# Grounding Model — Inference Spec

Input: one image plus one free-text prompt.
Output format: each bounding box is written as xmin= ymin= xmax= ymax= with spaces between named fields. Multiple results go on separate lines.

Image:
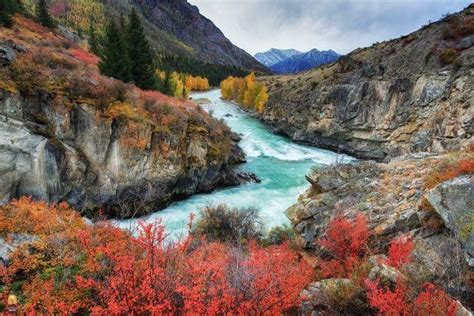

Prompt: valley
xmin=0 ymin=0 xmax=473 ymax=314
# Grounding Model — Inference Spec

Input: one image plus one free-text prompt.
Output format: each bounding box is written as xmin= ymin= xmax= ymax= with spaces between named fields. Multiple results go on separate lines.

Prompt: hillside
xmin=270 ymin=48 xmax=340 ymax=74
xmin=254 ymin=48 xmax=302 ymax=67
xmin=0 ymin=16 xmax=253 ymax=218
xmin=258 ymin=5 xmax=474 ymax=160
xmin=21 ymin=0 xmax=267 ymax=73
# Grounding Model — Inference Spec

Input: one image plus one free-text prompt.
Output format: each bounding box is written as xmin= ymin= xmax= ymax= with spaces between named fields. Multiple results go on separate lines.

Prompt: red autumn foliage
xmin=424 ymin=158 xmax=474 ymax=189
xmin=365 ymin=279 xmax=459 ymax=316
xmin=71 ymin=48 xmax=99 ymax=65
xmin=317 ymin=213 xmax=369 ymax=278
xmin=75 ymin=222 xmax=312 ymax=314
xmin=0 ymin=198 xmax=312 ymax=314
xmin=414 ymin=283 xmax=459 ymax=316
xmin=386 ymin=235 xmax=414 ymax=268
xmin=365 ymin=278 xmax=412 ymax=315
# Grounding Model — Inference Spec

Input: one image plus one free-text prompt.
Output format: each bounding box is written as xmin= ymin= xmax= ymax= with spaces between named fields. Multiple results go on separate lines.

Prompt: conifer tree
xmin=127 ymin=9 xmax=156 ymax=90
xmin=99 ymin=20 xmax=132 ymax=82
xmin=0 ymin=0 xmax=23 ymax=27
xmin=162 ymin=71 xmax=172 ymax=96
xmin=88 ymin=23 xmax=100 ymax=55
xmin=36 ymin=0 xmax=55 ymax=28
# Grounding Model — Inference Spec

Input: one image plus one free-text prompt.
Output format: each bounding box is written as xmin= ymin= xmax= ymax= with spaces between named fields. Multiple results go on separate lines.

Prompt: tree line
xmin=1 ymin=0 xmax=54 ymax=28
xmin=221 ymin=73 xmax=268 ymax=113
xmin=156 ymin=53 xmax=249 ymax=87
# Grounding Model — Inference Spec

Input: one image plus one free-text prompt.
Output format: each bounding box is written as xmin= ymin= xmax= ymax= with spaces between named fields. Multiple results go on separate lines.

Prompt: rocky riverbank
xmin=287 ymin=151 xmax=473 ymax=311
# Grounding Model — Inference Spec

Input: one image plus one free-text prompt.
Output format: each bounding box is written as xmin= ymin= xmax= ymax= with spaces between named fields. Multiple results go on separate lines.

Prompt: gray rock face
xmin=0 ymin=43 xmax=16 ymax=66
xmin=428 ymin=176 xmax=474 ymax=266
xmin=0 ymin=91 xmax=249 ymax=218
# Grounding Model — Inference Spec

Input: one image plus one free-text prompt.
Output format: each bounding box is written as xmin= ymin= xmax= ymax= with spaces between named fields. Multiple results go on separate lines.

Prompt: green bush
xmin=193 ymin=204 xmax=262 ymax=243
xmin=262 ymin=224 xmax=295 ymax=246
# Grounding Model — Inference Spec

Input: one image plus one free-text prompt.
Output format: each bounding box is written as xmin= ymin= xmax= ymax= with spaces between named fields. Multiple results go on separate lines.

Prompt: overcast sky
xmin=188 ymin=0 xmax=472 ymax=55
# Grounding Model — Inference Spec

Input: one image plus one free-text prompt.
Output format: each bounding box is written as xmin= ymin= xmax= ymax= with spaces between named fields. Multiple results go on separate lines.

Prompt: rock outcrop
xmin=428 ymin=175 xmax=474 ymax=266
xmin=0 ymin=90 xmax=252 ymax=219
xmin=0 ymin=21 xmax=254 ymax=219
xmin=288 ymin=152 xmax=473 ymax=307
xmin=258 ymin=5 xmax=474 ymax=161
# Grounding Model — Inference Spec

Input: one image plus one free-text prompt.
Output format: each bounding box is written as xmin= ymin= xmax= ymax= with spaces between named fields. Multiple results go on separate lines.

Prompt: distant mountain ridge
xmin=254 ymin=48 xmax=302 ymax=67
xmin=271 ymin=49 xmax=340 ymax=74
xmin=254 ymin=48 xmax=340 ymax=74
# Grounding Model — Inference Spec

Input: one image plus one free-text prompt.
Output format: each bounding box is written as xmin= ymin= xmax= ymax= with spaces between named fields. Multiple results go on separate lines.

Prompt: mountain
xmin=254 ymin=48 xmax=302 ymax=67
xmin=22 ymin=0 xmax=268 ymax=73
xmin=270 ymin=49 xmax=341 ymax=74
xmin=256 ymin=5 xmax=473 ymax=161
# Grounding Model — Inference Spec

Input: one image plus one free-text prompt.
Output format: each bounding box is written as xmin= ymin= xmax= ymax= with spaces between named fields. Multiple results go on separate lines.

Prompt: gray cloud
xmin=188 ymin=0 xmax=472 ymax=55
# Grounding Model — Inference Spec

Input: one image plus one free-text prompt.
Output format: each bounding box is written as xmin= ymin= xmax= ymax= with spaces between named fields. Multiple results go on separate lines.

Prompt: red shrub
xmin=424 ymin=158 xmax=474 ymax=189
xmin=71 ymin=48 xmax=99 ymax=65
xmin=317 ymin=213 xmax=369 ymax=278
xmin=414 ymin=283 xmax=458 ymax=316
xmin=365 ymin=279 xmax=458 ymax=316
xmin=318 ymin=213 xmax=369 ymax=260
xmin=365 ymin=278 xmax=412 ymax=315
xmin=386 ymin=235 xmax=414 ymax=268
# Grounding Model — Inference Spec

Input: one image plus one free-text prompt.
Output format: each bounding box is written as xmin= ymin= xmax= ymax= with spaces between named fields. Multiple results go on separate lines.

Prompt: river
xmin=115 ymin=89 xmax=354 ymax=237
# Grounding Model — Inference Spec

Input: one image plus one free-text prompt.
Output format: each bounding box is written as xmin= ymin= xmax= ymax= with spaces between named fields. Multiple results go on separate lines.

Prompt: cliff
xmin=0 ymin=17 xmax=251 ymax=218
xmin=258 ymin=5 xmax=473 ymax=161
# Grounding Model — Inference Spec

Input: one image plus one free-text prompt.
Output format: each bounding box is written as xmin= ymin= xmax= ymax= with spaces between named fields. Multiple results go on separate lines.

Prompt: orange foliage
xmin=424 ymin=158 xmax=474 ymax=189
xmin=185 ymin=74 xmax=210 ymax=91
xmin=0 ymin=197 xmax=85 ymax=237
xmin=220 ymin=73 xmax=268 ymax=113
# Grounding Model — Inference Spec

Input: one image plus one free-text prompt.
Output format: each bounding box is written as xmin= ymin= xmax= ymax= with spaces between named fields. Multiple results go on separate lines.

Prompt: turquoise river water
xmin=115 ymin=89 xmax=354 ymax=238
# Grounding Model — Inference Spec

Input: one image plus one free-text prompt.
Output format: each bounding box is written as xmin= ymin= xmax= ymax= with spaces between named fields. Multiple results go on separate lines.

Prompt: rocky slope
xmin=288 ymin=151 xmax=474 ymax=311
xmin=22 ymin=0 xmax=267 ymax=72
xmin=0 ymin=17 xmax=253 ymax=219
xmin=258 ymin=5 xmax=473 ymax=161
xmin=129 ymin=0 xmax=267 ymax=72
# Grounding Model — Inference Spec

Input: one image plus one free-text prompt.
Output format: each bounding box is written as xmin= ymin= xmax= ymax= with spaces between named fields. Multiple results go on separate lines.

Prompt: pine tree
xmin=88 ymin=23 xmax=100 ymax=55
xmin=127 ymin=9 xmax=156 ymax=90
xmin=162 ymin=71 xmax=172 ymax=96
xmin=0 ymin=0 xmax=23 ymax=27
xmin=36 ymin=0 xmax=55 ymax=28
xmin=98 ymin=20 xmax=132 ymax=82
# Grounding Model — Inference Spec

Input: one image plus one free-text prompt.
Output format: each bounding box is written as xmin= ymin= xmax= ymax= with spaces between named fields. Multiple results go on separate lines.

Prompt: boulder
xmin=427 ymin=176 xmax=474 ymax=266
xmin=0 ymin=234 xmax=37 ymax=265
xmin=0 ymin=43 xmax=16 ymax=66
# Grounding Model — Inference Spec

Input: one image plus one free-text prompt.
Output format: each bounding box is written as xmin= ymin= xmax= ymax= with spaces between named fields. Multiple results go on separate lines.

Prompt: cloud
xmin=188 ymin=0 xmax=472 ymax=55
